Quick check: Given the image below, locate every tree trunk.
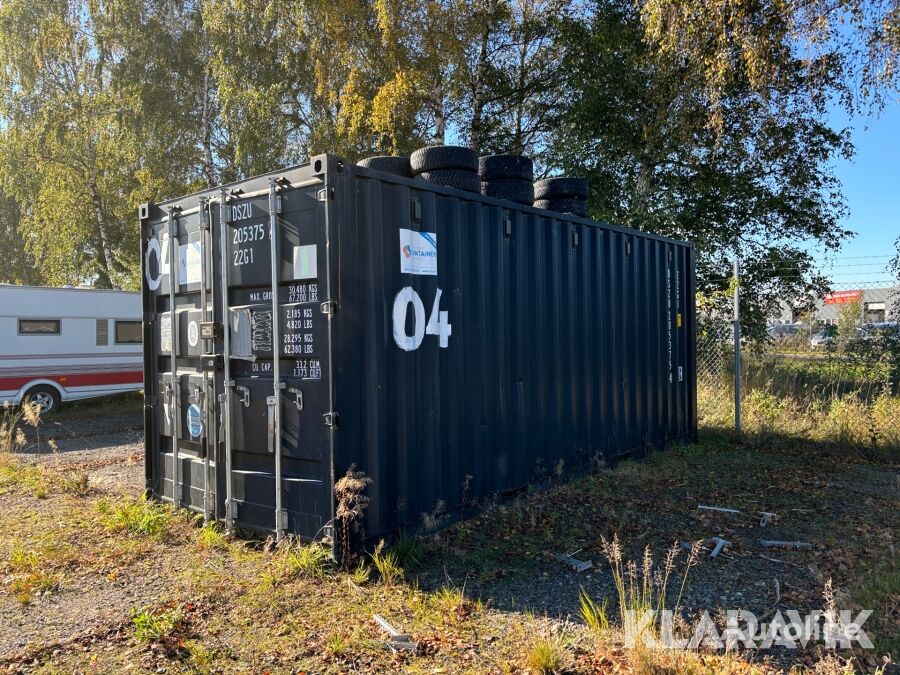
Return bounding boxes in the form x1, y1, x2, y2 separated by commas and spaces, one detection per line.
514, 31, 528, 153
201, 62, 215, 187
200, 20, 216, 187
433, 75, 446, 144
89, 180, 115, 288
470, 19, 492, 152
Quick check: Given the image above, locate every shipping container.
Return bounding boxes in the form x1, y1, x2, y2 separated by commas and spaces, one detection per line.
141, 154, 697, 555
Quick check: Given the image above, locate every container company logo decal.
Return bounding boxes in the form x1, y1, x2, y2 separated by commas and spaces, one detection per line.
399, 228, 437, 276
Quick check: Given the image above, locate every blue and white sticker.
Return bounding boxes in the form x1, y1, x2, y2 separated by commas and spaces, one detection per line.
399, 229, 437, 276
186, 403, 203, 438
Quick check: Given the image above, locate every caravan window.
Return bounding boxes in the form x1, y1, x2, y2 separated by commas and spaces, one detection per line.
115, 320, 142, 344
18, 319, 60, 335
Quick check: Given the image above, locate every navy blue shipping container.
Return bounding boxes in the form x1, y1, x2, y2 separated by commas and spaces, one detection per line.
140, 154, 696, 555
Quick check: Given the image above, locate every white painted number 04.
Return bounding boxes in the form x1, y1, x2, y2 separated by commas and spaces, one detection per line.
392, 287, 452, 351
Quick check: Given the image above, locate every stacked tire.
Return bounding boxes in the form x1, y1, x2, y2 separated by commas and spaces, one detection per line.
410, 145, 480, 193
356, 155, 412, 177
479, 155, 534, 205
533, 177, 589, 218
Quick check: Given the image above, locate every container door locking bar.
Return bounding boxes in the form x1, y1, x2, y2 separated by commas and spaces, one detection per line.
199, 198, 213, 521
268, 178, 287, 540
167, 208, 181, 509
219, 193, 237, 530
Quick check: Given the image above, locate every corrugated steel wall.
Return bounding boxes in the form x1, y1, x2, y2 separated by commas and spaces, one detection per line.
331, 164, 696, 540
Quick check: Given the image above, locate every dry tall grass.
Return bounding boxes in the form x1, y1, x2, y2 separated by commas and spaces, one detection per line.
698, 382, 900, 454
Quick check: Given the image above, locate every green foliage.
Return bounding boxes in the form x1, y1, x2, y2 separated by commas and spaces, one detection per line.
196, 522, 230, 551
370, 539, 403, 584
525, 636, 568, 673
132, 605, 184, 644
349, 560, 371, 585
391, 536, 423, 568
551, 0, 852, 341
578, 589, 610, 638
836, 300, 863, 345
0, 0, 876, 318
96, 495, 173, 538
325, 633, 348, 656
277, 541, 332, 578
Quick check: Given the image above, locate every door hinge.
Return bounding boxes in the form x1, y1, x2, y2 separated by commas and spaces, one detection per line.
317, 187, 334, 202
320, 300, 337, 317
324, 412, 339, 428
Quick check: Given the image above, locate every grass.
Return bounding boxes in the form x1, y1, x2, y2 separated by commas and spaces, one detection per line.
195, 522, 230, 551
371, 539, 404, 584
132, 604, 184, 644
526, 636, 569, 674
349, 560, 371, 585
277, 540, 332, 578
5, 544, 63, 604
325, 633, 348, 657
95, 495, 175, 538
578, 589, 610, 640
50, 391, 143, 421
2, 381, 897, 672
850, 557, 900, 655
698, 379, 900, 456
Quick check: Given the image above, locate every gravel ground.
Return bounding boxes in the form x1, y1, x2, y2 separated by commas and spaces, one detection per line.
1, 417, 150, 660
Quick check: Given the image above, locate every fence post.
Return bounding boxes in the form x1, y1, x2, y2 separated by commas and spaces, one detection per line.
733, 255, 741, 440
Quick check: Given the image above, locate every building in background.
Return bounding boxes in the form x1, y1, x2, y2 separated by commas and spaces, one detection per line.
773, 284, 899, 326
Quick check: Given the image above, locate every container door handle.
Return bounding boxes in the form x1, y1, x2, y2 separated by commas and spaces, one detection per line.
288, 387, 303, 411
266, 395, 277, 454
163, 381, 174, 435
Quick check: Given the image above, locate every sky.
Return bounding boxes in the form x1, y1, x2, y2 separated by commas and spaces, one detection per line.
816, 99, 900, 286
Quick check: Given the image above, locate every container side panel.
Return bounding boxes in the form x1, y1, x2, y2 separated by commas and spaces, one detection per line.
334, 171, 697, 541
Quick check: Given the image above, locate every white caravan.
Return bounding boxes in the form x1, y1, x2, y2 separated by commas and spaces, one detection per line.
0, 285, 143, 413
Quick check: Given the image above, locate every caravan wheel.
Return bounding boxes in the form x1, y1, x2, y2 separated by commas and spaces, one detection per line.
23, 386, 61, 414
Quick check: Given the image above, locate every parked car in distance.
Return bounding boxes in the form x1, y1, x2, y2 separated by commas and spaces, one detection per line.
766, 322, 803, 341
810, 325, 837, 348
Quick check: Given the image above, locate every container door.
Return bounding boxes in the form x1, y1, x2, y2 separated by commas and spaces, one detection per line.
214, 181, 332, 540
141, 201, 218, 520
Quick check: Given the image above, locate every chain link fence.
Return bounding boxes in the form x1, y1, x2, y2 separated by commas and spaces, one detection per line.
697, 280, 900, 454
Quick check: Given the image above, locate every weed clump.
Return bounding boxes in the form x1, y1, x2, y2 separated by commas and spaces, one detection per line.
277, 539, 331, 578
598, 534, 702, 646
526, 635, 568, 674
132, 604, 184, 644
4, 544, 62, 604
578, 588, 610, 640
195, 522, 229, 551
370, 539, 403, 584
349, 560, 371, 585
96, 495, 173, 538
333, 465, 372, 568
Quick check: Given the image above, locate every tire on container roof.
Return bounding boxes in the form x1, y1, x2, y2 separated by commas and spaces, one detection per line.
533, 197, 588, 218
533, 177, 589, 200
416, 169, 481, 193
478, 154, 534, 181
480, 178, 535, 205
357, 155, 412, 177
410, 145, 478, 174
